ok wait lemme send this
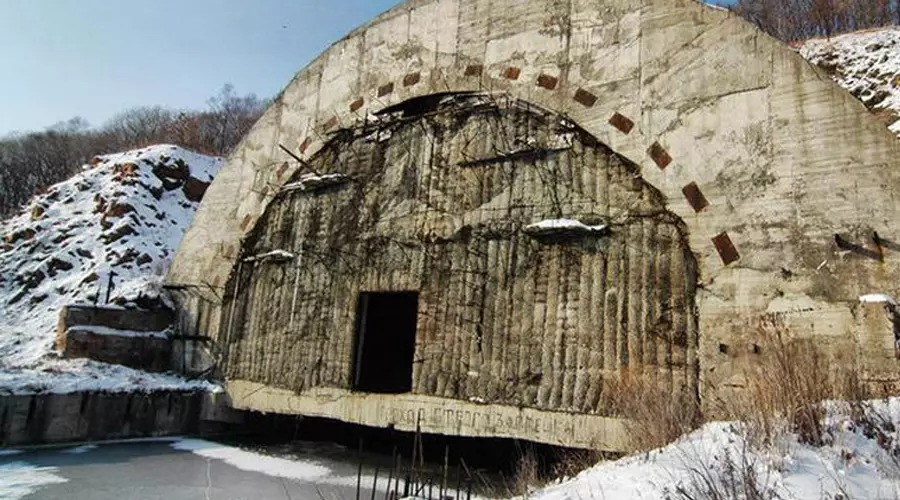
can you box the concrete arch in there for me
[170,0,900,415]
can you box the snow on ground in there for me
[527,399,900,500]
[799,27,900,136]
[171,439,333,483]
[0,144,223,394]
[0,460,67,500]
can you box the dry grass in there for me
[604,370,702,453]
[673,443,779,500]
[508,449,541,497]
[549,448,605,481]
[716,317,864,449]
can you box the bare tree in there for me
[732,0,899,42]
[0,84,267,218]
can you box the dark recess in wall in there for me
[352,292,419,394]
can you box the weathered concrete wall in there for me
[0,391,234,447]
[56,305,174,373]
[222,99,698,422]
[169,0,900,447]
[57,305,174,334]
[59,327,172,372]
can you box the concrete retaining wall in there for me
[60,328,172,373]
[57,305,174,334]
[0,390,237,447]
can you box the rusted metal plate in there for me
[377,82,395,97]
[403,72,421,87]
[574,88,597,108]
[240,215,253,231]
[537,74,558,90]
[503,67,521,80]
[349,98,365,113]
[609,113,634,134]
[682,182,709,213]
[648,142,672,170]
[712,232,740,266]
[464,64,483,77]
[322,116,338,131]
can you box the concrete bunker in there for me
[168,0,900,451]
[201,93,698,450]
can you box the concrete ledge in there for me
[226,380,631,451]
[59,327,172,373]
[58,305,174,334]
[56,305,177,373]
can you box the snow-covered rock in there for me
[0,144,223,394]
[799,27,900,137]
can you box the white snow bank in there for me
[0,461,67,500]
[170,439,332,482]
[526,398,900,500]
[0,358,219,396]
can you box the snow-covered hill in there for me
[799,27,900,137]
[0,145,222,394]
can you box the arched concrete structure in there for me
[169,0,900,449]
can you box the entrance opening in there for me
[352,292,419,394]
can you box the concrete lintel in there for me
[226,380,631,451]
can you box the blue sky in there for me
[0,0,733,136]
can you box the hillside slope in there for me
[799,27,900,136]
[0,145,222,394]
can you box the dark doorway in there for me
[352,292,419,394]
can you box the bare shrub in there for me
[732,0,899,43]
[605,370,701,453]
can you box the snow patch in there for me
[243,250,295,263]
[524,219,609,235]
[0,358,219,396]
[281,173,348,193]
[170,439,332,482]
[66,325,170,339]
[860,294,898,305]
[0,461,67,500]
